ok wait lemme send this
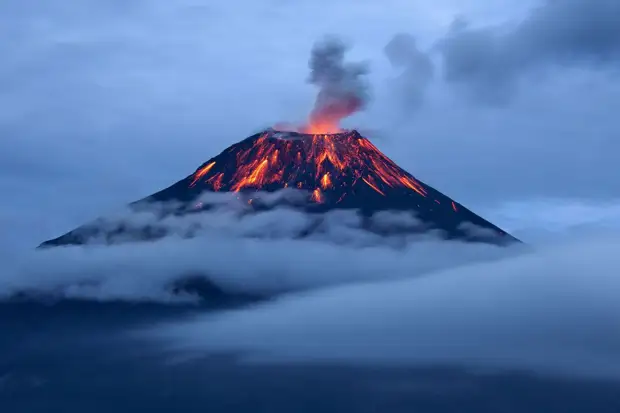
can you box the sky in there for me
[1,0,619,249]
[2,0,620,380]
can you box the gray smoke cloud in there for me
[305,36,370,131]
[384,33,435,111]
[438,0,620,105]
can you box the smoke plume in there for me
[305,36,370,131]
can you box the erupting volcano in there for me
[39,37,517,248]
[40,127,517,247]
[189,130,430,198]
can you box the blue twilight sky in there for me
[1,0,620,249]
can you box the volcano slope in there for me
[39,129,519,247]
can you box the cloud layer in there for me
[1,202,516,302]
[144,231,620,380]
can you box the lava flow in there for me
[36,35,519,249]
[188,129,429,205]
[37,128,518,248]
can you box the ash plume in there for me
[306,36,370,130]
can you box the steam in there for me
[305,36,370,131]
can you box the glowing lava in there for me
[38,128,520,248]
[299,92,364,134]
[302,122,342,135]
[187,129,430,205]
[189,161,215,187]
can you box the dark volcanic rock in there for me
[40,129,519,247]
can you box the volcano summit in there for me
[40,37,517,247]
[40,129,518,247]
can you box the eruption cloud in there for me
[303,37,370,133]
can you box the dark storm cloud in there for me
[384,33,435,110]
[438,0,620,104]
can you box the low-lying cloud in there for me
[143,231,620,380]
[1,198,516,302]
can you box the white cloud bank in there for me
[142,231,620,381]
[1,201,516,302]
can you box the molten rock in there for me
[39,129,518,247]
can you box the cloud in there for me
[438,0,620,104]
[142,231,620,380]
[1,202,516,302]
[484,199,620,242]
[384,33,435,111]
[1,1,619,388]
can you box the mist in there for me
[1,200,517,302]
[142,231,620,380]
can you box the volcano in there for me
[40,128,517,248]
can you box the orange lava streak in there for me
[362,176,385,196]
[369,158,427,197]
[320,173,332,189]
[451,201,458,212]
[190,161,216,187]
[231,158,269,192]
[311,188,324,203]
[208,173,224,191]
[359,139,427,197]
[313,135,346,172]
[399,176,427,197]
